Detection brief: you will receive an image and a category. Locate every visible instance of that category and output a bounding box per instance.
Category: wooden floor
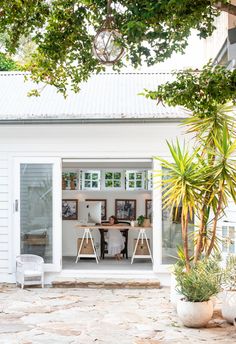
[62,256,153,271]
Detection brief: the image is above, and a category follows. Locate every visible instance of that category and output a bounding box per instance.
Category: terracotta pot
[70,179,75,190]
[177,299,213,328]
[222,290,236,324]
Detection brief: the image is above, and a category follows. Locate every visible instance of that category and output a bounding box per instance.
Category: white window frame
[102,170,124,190]
[125,170,146,190]
[81,170,101,190]
[147,170,153,190]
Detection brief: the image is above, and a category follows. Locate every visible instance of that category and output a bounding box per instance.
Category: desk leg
[75,228,99,264]
[88,229,99,264]
[131,228,153,264]
[143,229,153,263]
[131,229,142,264]
[75,229,87,263]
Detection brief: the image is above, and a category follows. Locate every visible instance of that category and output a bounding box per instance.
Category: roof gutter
[0,117,185,125]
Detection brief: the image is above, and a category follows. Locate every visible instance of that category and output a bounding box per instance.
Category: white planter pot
[222,290,236,324]
[177,299,214,328]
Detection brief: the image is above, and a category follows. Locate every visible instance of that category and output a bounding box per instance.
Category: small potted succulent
[174,257,222,328]
[222,255,236,324]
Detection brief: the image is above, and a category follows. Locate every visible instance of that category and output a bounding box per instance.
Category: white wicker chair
[16,254,44,289]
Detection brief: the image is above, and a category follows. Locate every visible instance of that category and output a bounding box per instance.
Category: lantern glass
[93,28,124,65]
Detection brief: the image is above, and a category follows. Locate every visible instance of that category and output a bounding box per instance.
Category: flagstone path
[0,285,235,344]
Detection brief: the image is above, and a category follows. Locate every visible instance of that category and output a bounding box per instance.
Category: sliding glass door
[14,158,61,271]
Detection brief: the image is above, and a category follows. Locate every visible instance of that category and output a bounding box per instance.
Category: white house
[0,71,235,286]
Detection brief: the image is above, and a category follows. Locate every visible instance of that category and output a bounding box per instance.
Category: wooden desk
[75,224,153,263]
[75,225,152,230]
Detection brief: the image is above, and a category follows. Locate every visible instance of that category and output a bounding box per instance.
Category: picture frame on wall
[62,199,78,220]
[115,199,136,220]
[145,199,152,222]
[86,199,107,221]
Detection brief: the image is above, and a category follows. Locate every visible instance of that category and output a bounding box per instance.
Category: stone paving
[0,285,235,344]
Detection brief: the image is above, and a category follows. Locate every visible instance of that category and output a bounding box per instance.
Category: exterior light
[93,0,124,65]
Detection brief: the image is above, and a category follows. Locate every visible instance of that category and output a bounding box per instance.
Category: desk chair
[99,221,130,259]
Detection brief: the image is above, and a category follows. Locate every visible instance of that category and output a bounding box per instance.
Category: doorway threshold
[52,271,161,289]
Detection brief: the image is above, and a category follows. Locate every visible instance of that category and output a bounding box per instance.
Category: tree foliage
[0,1,234,94]
[150,64,236,271]
[144,63,236,117]
[0,52,18,71]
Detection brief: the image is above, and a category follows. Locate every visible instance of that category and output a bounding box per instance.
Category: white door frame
[13,157,62,272]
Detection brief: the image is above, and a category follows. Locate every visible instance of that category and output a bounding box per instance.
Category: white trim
[63,158,153,163]
[8,155,14,273]
[152,159,163,272]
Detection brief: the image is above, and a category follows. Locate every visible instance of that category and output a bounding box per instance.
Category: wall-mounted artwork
[86,199,107,221]
[115,199,136,220]
[62,199,78,220]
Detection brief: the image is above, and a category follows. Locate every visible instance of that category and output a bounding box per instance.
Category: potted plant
[137,215,145,227]
[137,215,150,227]
[70,173,77,190]
[174,257,222,328]
[222,255,236,324]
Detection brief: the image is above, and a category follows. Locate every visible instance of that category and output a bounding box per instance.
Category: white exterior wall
[1,121,235,284]
[0,154,9,278]
[204,12,228,62]
[0,121,203,284]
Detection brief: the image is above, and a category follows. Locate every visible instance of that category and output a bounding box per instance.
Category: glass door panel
[20,164,53,263]
[14,157,61,272]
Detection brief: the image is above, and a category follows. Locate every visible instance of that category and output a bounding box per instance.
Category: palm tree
[157,140,206,271]
[157,104,236,269]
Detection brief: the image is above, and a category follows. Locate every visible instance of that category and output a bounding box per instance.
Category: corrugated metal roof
[0,72,188,121]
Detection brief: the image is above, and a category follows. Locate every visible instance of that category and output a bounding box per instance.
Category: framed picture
[86,199,107,221]
[115,199,136,220]
[145,199,152,221]
[62,199,78,220]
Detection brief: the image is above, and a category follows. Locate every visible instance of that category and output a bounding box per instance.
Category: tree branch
[214,2,236,16]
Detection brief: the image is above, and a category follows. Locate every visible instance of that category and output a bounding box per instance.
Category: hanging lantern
[93,0,124,65]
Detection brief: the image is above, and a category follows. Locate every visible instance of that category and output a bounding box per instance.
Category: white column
[152,159,162,272]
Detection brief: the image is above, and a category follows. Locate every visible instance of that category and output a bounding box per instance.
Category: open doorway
[61,159,153,271]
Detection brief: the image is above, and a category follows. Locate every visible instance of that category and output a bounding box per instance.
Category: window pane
[85,173,90,180]
[105,172,112,180]
[92,181,98,188]
[114,180,121,188]
[162,207,194,264]
[105,180,113,187]
[136,173,142,180]
[92,173,98,180]
[114,172,121,179]
[129,181,135,188]
[129,173,135,180]
[20,164,53,263]
[85,180,91,188]
[136,181,142,188]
